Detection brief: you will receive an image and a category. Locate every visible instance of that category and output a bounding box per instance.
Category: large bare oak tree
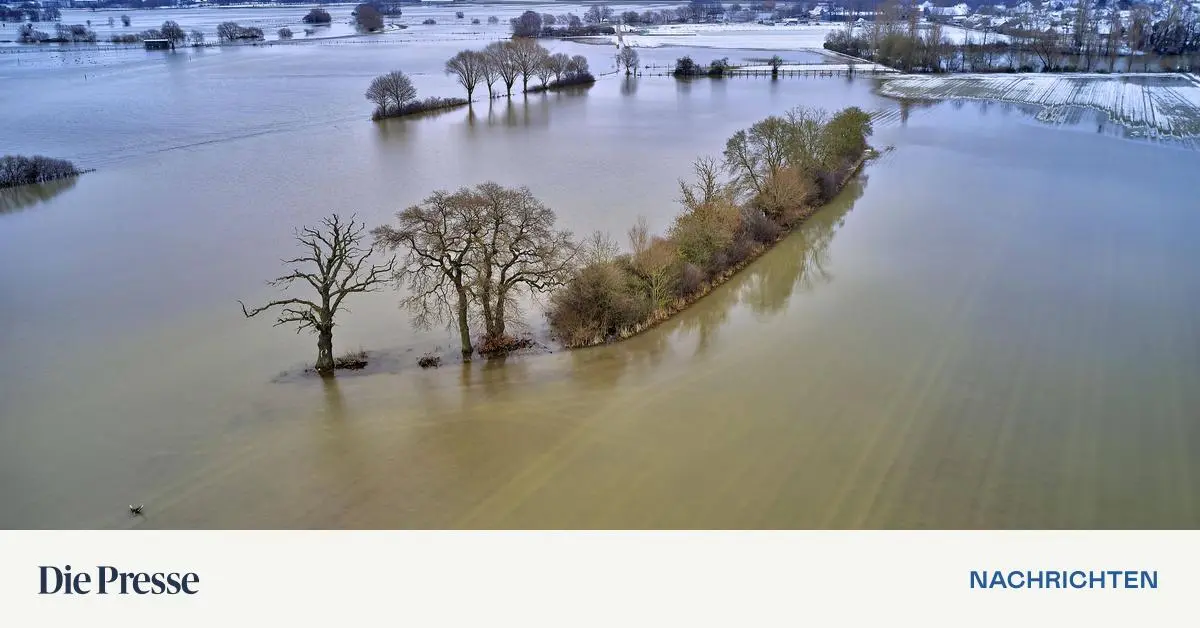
[240,214,395,375]
[373,183,575,359]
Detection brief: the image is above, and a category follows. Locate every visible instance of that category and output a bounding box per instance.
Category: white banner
[0,531,1191,627]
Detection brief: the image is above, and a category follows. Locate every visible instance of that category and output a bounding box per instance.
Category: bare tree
[546,52,570,82]
[240,215,395,375]
[678,156,727,209]
[534,55,554,86]
[189,29,204,46]
[445,50,486,101]
[617,46,639,75]
[1105,8,1122,71]
[160,20,186,48]
[470,182,575,342]
[479,52,500,98]
[373,189,483,359]
[510,39,548,92]
[485,41,520,96]
[365,70,417,116]
[768,54,783,77]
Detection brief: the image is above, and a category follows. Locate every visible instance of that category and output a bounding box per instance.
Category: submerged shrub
[739,206,781,244]
[547,262,649,346]
[372,96,468,120]
[669,197,740,271]
[676,262,705,297]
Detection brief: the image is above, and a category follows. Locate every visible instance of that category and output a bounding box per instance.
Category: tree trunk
[467,85,474,101]
[315,325,334,375]
[456,287,473,360]
[493,295,506,340]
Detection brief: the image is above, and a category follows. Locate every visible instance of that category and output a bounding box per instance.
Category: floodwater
[2,12,1199,528]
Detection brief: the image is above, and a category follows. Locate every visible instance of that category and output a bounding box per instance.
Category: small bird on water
[129,505,144,516]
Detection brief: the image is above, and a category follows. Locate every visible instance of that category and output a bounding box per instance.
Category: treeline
[444,40,593,101]
[510,10,615,38]
[505,1,813,34]
[1,3,59,22]
[547,107,874,348]
[18,23,96,43]
[825,3,1200,73]
[1,155,82,190]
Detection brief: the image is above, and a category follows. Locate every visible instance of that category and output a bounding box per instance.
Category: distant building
[929,3,972,17]
[144,39,172,50]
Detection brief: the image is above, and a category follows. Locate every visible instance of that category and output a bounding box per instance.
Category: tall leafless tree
[617,46,639,75]
[373,189,484,359]
[470,182,575,341]
[240,215,395,375]
[445,50,487,101]
[510,39,548,93]
[485,41,520,96]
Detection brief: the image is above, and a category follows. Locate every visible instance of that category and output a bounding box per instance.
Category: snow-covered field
[614,23,845,50]
[878,73,1200,137]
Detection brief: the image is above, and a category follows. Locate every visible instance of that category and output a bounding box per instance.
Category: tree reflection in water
[0,176,79,215]
[620,76,638,97]
[669,175,868,358]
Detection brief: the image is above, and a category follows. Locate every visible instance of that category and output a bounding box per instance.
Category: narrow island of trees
[246,108,873,372]
[365,70,467,120]
[1,155,85,190]
[240,215,395,376]
[546,106,874,348]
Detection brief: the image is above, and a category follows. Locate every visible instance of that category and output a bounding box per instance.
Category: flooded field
[878,73,1200,138]
[2,10,1199,529]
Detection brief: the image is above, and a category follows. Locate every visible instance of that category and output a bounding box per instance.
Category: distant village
[4,0,1199,68]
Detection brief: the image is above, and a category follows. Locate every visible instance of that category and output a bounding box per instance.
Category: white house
[929,3,971,17]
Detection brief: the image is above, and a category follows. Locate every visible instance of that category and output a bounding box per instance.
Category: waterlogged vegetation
[246,106,871,366]
[365,70,467,120]
[548,107,873,347]
[0,155,83,189]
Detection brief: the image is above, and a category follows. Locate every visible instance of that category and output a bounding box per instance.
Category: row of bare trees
[444,41,592,100]
[241,185,577,374]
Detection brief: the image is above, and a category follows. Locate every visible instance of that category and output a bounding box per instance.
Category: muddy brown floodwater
[2,29,1199,528]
